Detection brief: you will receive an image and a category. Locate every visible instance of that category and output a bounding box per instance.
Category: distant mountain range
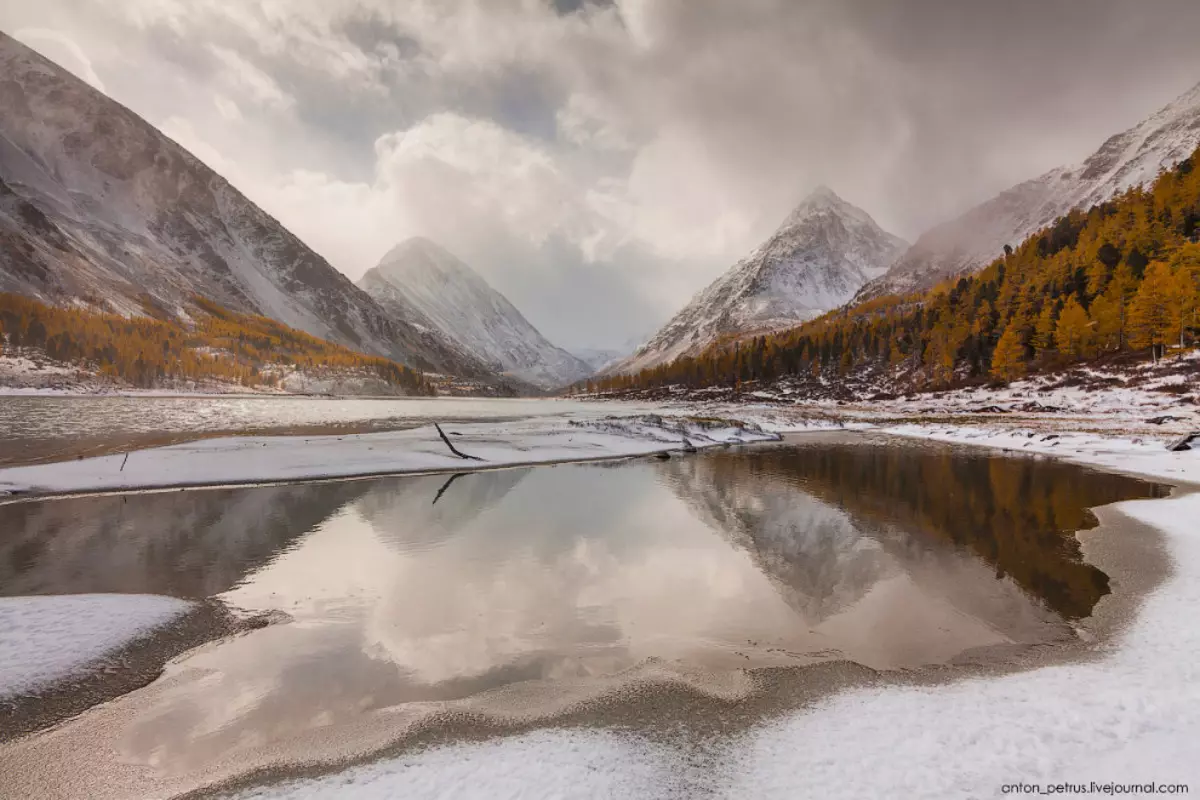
[358,238,591,389]
[0,32,498,381]
[5,26,1199,395]
[859,79,1200,301]
[608,186,907,375]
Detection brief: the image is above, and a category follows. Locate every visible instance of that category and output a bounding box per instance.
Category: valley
[3,6,1200,799]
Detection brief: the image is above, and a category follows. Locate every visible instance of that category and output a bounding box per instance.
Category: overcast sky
[3,0,1200,350]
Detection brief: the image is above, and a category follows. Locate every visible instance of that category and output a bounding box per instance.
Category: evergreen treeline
[0,293,433,394]
[588,145,1200,395]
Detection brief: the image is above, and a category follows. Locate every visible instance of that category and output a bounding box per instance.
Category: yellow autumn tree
[990,325,1026,382]
[1169,243,1200,347]
[1032,303,1058,356]
[1128,261,1179,360]
[1054,296,1093,360]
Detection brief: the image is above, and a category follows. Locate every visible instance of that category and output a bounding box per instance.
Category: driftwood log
[1167,432,1200,452]
[435,423,483,460]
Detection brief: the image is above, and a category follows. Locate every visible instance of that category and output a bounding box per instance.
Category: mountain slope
[0,32,490,378]
[358,238,593,389]
[859,79,1200,301]
[609,186,907,375]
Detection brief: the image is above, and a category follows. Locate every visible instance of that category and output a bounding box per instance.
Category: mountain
[0,32,491,378]
[570,332,650,374]
[859,79,1200,301]
[570,347,625,373]
[358,238,593,389]
[608,186,907,375]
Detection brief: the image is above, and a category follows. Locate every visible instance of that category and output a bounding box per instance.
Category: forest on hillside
[588,144,1200,396]
[0,293,434,394]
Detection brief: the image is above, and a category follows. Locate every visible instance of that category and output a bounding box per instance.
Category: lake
[0,434,1166,798]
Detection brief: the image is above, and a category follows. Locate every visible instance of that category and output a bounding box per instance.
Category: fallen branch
[434,423,483,460]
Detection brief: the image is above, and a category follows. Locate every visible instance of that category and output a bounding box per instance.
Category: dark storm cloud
[3,0,1200,349]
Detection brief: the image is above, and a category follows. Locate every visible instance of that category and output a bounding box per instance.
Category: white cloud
[208,44,294,111]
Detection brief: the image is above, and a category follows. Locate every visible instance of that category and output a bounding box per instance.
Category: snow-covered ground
[0,594,193,699]
[0,414,780,496]
[230,423,1200,800]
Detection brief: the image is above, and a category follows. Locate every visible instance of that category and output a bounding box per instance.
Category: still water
[1,436,1163,774]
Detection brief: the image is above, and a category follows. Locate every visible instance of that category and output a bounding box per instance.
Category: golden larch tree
[1128,261,1179,360]
[990,325,1027,382]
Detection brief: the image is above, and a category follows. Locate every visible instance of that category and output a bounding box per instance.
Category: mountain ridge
[858,78,1200,301]
[0,31,496,380]
[358,238,593,389]
[607,186,907,375]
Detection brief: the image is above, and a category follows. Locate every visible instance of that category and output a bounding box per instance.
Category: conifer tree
[990,325,1026,382]
[1054,296,1093,361]
[1032,303,1058,356]
[1128,261,1178,360]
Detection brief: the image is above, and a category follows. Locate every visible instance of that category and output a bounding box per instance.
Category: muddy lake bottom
[0,433,1169,799]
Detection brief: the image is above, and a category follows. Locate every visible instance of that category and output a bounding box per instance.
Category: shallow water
[0,395,644,464]
[1,437,1164,750]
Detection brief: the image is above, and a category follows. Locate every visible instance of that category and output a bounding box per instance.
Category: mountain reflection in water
[0,439,1164,772]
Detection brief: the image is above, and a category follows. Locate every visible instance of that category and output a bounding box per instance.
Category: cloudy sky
[3,0,1200,350]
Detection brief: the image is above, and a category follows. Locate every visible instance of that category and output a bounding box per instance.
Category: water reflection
[0,440,1163,775]
[0,483,369,598]
[670,439,1165,619]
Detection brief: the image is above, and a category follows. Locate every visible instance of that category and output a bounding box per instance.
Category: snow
[0,594,192,699]
[230,422,1200,799]
[610,187,907,375]
[0,414,780,496]
[861,78,1200,300]
[359,238,593,390]
[236,730,679,800]
[0,33,485,378]
[882,424,1200,483]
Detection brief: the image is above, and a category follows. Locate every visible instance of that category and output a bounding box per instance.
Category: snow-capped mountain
[358,238,593,389]
[609,186,907,375]
[0,32,491,378]
[569,333,650,374]
[859,79,1200,301]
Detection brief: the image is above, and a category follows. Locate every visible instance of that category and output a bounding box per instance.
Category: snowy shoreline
[220,420,1200,800]
[0,414,782,498]
[2,416,1199,798]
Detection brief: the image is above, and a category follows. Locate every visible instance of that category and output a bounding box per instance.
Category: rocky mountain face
[609,186,907,375]
[859,79,1200,301]
[0,33,491,378]
[358,238,593,389]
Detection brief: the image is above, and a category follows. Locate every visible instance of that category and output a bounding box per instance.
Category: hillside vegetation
[590,145,1200,396]
[0,293,433,394]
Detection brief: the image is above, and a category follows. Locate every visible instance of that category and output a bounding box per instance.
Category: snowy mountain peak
[359,239,592,389]
[607,192,908,375]
[376,237,485,289]
[858,77,1200,301]
[781,185,854,225]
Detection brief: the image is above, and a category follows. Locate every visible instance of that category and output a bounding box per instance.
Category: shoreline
[0,429,1184,799]
[183,432,1181,799]
[0,601,263,743]
[0,415,784,501]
